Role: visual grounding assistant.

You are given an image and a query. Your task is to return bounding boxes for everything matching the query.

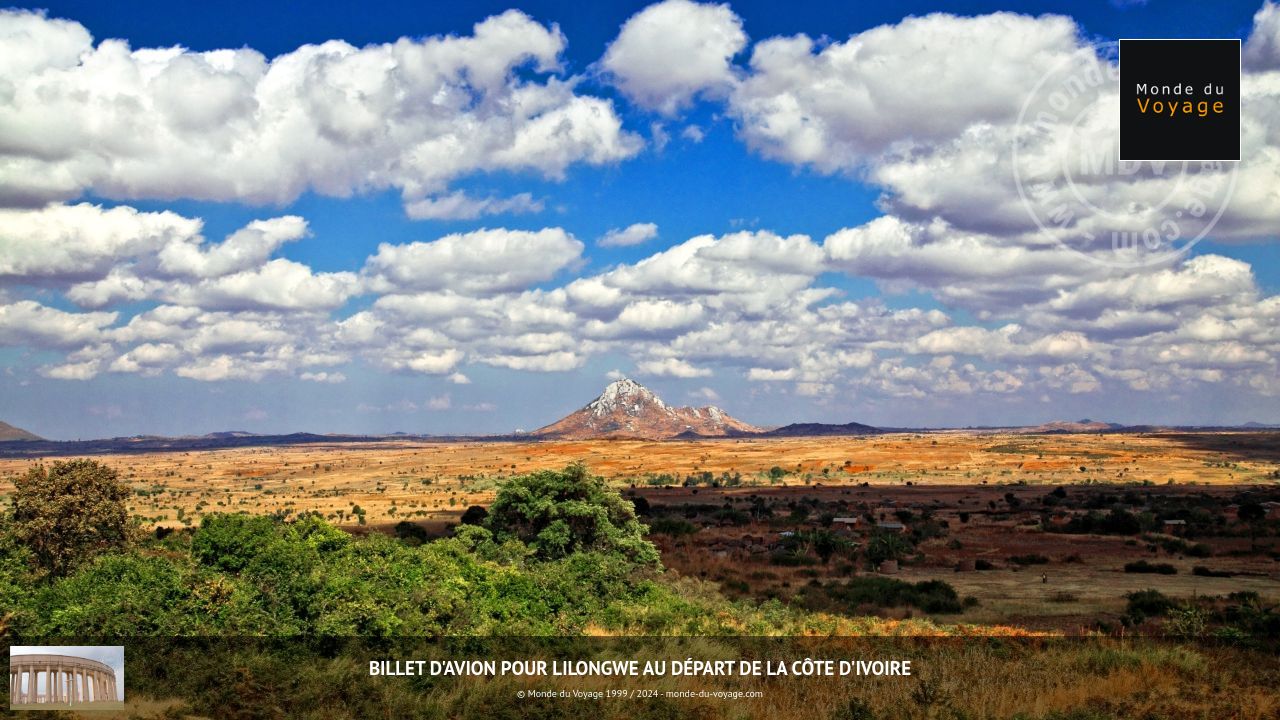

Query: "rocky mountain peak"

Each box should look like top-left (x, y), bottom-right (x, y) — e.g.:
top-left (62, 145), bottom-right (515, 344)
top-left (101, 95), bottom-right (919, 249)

top-left (533, 379), bottom-right (759, 439)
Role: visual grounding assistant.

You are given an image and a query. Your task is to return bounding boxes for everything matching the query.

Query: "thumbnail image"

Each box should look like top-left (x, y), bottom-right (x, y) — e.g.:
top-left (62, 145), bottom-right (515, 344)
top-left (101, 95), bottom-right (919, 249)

top-left (9, 646), bottom-right (123, 710)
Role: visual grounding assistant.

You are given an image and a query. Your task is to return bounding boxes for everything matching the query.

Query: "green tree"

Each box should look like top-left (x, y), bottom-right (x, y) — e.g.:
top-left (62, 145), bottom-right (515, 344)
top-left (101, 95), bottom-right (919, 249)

top-left (865, 532), bottom-right (914, 566)
top-left (11, 459), bottom-right (134, 577)
top-left (460, 505), bottom-right (489, 525)
top-left (485, 463), bottom-right (659, 565)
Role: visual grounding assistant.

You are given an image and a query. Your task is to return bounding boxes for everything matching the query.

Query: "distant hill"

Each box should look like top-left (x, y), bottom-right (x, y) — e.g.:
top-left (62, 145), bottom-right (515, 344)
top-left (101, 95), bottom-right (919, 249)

top-left (762, 421), bottom-right (882, 437)
top-left (0, 421), bottom-right (42, 442)
top-left (532, 378), bottom-right (761, 440)
top-left (1016, 419), bottom-right (1122, 434)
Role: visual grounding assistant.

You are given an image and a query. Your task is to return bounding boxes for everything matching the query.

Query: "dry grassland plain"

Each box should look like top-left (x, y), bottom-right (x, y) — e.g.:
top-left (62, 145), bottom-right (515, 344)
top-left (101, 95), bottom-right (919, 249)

top-left (0, 432), bottom-right (1272, 528)
top-left (1, 431), bottom-right (1275, 633)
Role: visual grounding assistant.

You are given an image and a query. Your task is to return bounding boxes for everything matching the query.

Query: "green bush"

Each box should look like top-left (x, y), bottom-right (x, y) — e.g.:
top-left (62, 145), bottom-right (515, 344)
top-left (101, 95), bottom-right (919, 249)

top-left (1124, 560), bottom-right (1177, 575)
top-left (864, 532), bottom-right (914, 565)
top-left (11, 459), bottom-right (135, 577)
top-left (647, 517), bottom-right (700, 536)
top-left (829, 576), bottom-right (965, 613)
top-left (191, 513), bottom-right (281, 571)
top-left (485, 463), bottom-right (658, 565)
top-left (1126, 589), bottom-right (1174, 618)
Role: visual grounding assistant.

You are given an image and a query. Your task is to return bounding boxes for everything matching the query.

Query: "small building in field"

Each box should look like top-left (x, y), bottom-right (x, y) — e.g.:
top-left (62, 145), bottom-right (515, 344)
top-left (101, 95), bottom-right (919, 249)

top-left (875, 521), bottom-right (906, 533)
top-left (1162, 519), bottom-right (1187, 535)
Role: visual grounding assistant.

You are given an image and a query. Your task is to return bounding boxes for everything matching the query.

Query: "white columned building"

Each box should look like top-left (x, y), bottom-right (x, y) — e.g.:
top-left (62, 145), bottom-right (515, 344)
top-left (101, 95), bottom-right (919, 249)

top-left (9, 654), bottom-right (117, 706)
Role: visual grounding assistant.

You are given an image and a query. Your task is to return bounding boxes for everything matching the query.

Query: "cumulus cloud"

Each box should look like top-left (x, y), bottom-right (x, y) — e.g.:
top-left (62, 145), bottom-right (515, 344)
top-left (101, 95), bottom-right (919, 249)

top-left (0, 203), bottom-right (201, 282)
top-left (0, 9), bottom-right (640, 211)
top-left (403, 192), bottom-right (543, 221)
top-left (3, 4), bottom-right (1279, 413)
top-left (601, 0), bottom-right (746, 114)
top-left (597, 222), bottom-right (659, 247)
top-left (635, 357), bottom-right (712, 377)
top-left (728, 12), bottom-right (1081, 167)
top-left (0, 300), bottom-right (116, 348)
top-left (719, 8), bottom-right (1280, 249)
top-left (1245, 2), bottom-right (1280, 70)
top-left (363, 228), bottom-right (583, 295)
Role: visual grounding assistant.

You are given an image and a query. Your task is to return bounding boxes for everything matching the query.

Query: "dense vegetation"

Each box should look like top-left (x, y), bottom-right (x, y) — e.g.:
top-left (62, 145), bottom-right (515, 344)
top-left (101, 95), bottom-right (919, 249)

top-left (0, 460), bottom-right (964, 639)
top-left (2, 459), bottom-right (1279, 719)
top-left (1, 462), bottom-right (667, 637)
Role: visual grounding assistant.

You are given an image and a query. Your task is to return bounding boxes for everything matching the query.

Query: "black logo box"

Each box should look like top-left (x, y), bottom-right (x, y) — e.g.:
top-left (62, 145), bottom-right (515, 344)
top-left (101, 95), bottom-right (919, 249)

top-left (1119, 39), bottom-right (1240, 161)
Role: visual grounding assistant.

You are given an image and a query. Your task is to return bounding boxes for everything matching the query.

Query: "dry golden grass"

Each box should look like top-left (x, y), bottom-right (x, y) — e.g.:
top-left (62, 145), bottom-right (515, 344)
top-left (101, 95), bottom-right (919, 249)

top-left (0, 432), bottom-right (1272, 530)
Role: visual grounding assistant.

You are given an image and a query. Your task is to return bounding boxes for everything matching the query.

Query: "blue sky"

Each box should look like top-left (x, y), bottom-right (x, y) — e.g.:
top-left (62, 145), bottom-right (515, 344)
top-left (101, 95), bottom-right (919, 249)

top-left (1, 0), bottom-right (1278, 438)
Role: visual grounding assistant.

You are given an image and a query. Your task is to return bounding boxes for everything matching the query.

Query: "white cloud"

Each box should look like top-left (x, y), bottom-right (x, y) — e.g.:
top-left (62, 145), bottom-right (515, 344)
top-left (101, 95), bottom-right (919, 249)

top-left (635, 357), bottom-right (712, 377)
top-left (300, 371), bottom-right (346, 383)
top-left (0, 203), bottom-right (201, 281)
top-left (162, 259), bottom-right (360, 311)
top-left (482, 351), bottom-right (582, 372)
top-left (403, 192), bottom-right (543, 220)
top-left (0, 300), bottom-right (116, 348)
top-left (427, 394), bottom-right (452, 410)
top-left (1038, 364), bottom-right (1101, 394)
top-left (363, 228), bottom-right (583, 295)
top-left (0, 9), bottom-right (641, 211)
top-left (383, 348), bottom-right (465, 375)
top-left (723, 9), bottom-right (1280, 255)
top-left (38, 360), bottom-right (102, 380)
top-left (597, 222), bottom-right (659, 247)
top-left (601, 0), bottom-right (746, 115)
top-left (156, 216), bottom-right (308, 278)
top-left (728, 12), bottom-right (1081, 168)
top-left (747, 367), bottom-right (796, 381)
top-left (1245, 2), bottom-right (1280, 70)
top-left (689, 386), bottom-right (720, 402)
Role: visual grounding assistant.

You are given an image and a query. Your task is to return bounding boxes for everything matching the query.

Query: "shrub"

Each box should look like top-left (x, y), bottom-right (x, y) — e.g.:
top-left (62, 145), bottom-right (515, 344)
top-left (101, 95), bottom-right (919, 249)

top-left (394, 520), bottom-right (430, 544)
top-left (1126, 589), bottom-right (1174, 618)
top-left (191, 514), bottom-right (280, 572)
top-left (629, 496), bottom-right (651, 516)
top-left (1124, 560), bottom-right (1177, 575)
top-left (830, 576), bottom-right (965, 613)
top-left (865, 532), bottom-right (914, 565)
top-left (770, 551), bottom-right (818, 567)
top-left (1008, 554), bottom-right (1049, 565)
top-left (647, 517), bottom-right (699, 536)
top-left (1191, 565), bottom-right (1232, 578)
top-left (1187, 543), bottom-right (1212, 558)
top-left (460, 505), bottom-right (489, 525)
top-left (485, 463), bottom-right (658, 565)
top-left (831, 698), bottom-right (878, 720)
top-left (11, 459), bottom-right (135, 577)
